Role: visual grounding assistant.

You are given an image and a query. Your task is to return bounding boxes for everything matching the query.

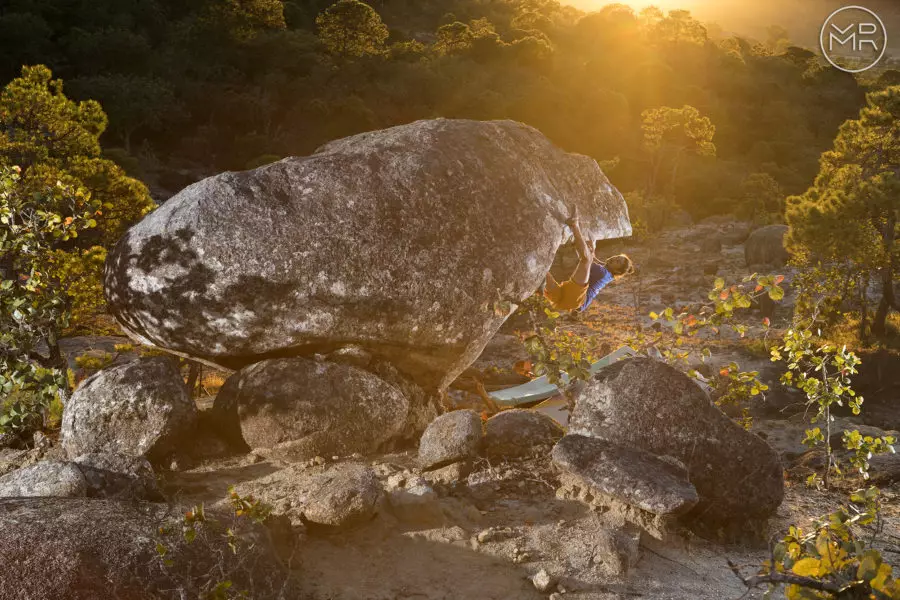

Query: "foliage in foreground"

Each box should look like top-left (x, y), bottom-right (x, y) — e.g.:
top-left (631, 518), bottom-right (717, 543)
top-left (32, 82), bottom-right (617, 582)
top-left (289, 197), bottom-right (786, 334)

top-left (0, 165), bottom-right (98, 433)
top-left (155, 487), bottom-right (275, 600)
top-left (733, 488), bottom-right (900, 599)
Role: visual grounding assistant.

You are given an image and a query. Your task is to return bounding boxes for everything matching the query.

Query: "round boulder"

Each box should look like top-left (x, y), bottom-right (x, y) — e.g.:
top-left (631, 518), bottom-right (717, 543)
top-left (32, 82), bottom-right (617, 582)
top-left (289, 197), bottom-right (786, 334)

top-left (0, 461), bottom-right (87, 498)
top-left (212, 358), bottom-right (411, 460)
top-left (744, 224), bottom-right (789, 267)
top-left (568, 358), bottom-right (784, 527)
top-left (419, 410), bottom-right (483, 470)
top-left (61, 357), bottom-right (198, 464)
top-left (484, 409), bottom-right (564, 459)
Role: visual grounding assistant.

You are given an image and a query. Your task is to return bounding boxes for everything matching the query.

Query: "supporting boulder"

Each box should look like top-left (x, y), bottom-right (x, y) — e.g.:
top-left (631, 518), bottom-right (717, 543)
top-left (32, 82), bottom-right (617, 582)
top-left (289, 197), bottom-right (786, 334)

top-left (105, 118), bottom-right (631, 391)
top-left (212, 357), bottom-right (415, 460)
top-left (61, 357), bottom-right (198, 464)
top-left (568, 358), bottom-right (784, 527)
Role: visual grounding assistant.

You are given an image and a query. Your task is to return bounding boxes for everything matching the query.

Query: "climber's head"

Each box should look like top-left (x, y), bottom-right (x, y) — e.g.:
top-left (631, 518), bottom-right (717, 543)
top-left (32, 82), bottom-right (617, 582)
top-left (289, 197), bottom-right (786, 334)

top-left (604, 254), bottom-right (634, 279)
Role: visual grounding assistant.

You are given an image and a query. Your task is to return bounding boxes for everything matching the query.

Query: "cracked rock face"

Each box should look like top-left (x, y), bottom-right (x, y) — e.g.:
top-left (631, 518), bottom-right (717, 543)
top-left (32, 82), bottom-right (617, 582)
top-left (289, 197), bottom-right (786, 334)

top-left (568, 358), bottom-right (784, 527)
top-left (551, 434), bottom-right (698, 516)
top-left (105, 119), bottom-right (631, 390)
top-left (61, 357), bottom-right (198, 464)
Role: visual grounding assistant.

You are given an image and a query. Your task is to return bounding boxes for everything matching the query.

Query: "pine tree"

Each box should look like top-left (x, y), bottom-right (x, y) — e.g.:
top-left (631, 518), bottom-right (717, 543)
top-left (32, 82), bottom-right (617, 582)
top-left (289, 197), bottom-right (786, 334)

top-left (787, 86), bottom-right (900, 336)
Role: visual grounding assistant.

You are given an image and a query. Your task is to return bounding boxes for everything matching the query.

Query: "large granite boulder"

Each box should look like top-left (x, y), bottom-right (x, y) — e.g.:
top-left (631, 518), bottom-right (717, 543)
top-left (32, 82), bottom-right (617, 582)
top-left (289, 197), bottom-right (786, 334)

top-left (0, 498), bottom-right (295, 600)
top-left (212, 357), bottom-right (413, 459)
top-left (105, 119), bottom-right (631, 391)
top-left (745, 224), bottom-right (789, 267)
top-left (61, 357), bottom-right (198, 464)
top-left (568, 358), bottom-right (784, 526)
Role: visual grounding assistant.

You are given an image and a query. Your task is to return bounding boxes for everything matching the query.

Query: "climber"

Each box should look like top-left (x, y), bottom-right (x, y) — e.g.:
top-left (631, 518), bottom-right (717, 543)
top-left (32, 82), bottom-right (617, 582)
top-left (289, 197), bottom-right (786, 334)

top-left (544, 206), bottom-right (634, 312)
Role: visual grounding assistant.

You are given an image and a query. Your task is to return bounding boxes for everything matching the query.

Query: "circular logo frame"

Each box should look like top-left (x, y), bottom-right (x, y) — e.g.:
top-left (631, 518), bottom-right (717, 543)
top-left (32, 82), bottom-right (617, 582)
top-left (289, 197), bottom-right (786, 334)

top-left (820, 5), bottom-right (888, 74)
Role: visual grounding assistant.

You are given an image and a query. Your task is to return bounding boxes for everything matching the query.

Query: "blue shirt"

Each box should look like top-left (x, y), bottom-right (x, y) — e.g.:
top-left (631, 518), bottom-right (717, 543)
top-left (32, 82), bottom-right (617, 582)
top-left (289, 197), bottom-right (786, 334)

top-left (579, 264), bottom-right (614, 312)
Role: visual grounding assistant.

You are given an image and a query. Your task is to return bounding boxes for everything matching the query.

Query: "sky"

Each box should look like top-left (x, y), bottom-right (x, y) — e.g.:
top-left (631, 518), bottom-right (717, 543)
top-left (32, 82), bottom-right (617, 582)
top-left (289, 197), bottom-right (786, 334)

top-left (564, 0), bottom-right (900, 53)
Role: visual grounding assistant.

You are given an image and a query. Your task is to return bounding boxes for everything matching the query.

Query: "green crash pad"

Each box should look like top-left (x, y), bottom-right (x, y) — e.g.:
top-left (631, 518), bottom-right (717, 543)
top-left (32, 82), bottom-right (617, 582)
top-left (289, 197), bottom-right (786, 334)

top-left (488, 346), bottom-right (638, 408)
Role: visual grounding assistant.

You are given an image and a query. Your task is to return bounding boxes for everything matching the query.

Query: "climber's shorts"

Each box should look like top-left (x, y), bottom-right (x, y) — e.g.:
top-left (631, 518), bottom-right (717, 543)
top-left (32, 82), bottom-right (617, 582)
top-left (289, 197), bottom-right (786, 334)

top-left (544, 279), bottom-right (588, 311)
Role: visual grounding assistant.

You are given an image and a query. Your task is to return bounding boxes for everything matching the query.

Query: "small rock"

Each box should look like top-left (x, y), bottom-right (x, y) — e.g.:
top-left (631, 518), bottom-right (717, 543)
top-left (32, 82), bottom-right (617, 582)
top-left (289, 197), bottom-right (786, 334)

top-left (386, 475), bottom-right (443, 525)
top-left (477, 528), bottom-right (495, 544)
top-left (32, 431), bottom-right (50, 452)
top-left (868, 453), bottom-right (900, 485)
top-left (302, 463), bottom-right (382, 528)
top-left (0, 461), bottom-right (87, 498)
top-left (211, 358), bottom-right (414, 462)
top-left (484, 409), bottom-right (564, 459)
top-left (532, 569), bottom-right (555, 593)
top-left (419, 410), bottom-right (483, 470)
top-left (423, 461), bottom-right (473, 486)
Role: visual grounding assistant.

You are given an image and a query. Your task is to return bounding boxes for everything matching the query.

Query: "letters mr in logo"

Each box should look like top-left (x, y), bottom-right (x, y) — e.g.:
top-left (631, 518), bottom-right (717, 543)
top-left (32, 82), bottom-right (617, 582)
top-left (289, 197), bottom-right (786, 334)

top-left (829, 21), bottom-right (880, 53)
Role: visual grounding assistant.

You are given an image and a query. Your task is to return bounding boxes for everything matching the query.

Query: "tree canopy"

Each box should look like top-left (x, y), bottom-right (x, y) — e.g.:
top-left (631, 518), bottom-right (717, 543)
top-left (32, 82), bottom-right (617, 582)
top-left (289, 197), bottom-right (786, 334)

top-left (0, 0), bottom-right (875, 221)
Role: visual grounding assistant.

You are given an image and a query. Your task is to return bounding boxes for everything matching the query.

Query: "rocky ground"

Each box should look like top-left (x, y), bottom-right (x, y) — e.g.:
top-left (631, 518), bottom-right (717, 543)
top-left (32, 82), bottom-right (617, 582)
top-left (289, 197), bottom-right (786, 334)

top-left (2, 216), bottom-right (898, 600)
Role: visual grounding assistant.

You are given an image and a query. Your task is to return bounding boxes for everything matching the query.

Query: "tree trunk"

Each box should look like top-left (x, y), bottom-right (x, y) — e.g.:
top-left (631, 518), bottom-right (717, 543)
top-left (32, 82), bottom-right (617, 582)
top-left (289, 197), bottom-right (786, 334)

top-left (872, 214), bottom-right (897, 337)
top-left (858, 273), bottom-right (868, 345)
top-left (185, 361), bottom-right (201, 398)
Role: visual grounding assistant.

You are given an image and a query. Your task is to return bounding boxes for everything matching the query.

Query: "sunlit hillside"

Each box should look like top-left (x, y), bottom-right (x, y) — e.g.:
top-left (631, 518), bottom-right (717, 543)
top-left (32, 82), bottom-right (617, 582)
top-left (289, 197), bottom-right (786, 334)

top-left (566, 0), bottom-right (900, 50)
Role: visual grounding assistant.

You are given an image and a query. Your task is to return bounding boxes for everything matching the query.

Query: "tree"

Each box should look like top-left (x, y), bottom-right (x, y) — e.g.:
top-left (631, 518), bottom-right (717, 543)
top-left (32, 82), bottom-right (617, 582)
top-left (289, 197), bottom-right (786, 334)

top-left (652, 9), bottom-right (707, 46)
top-left (642, 105), bottom-right (716, 200)
top-left (0, 65), bottom-right (154, 247)
top-left (787, 86), bottom-right (900, 337)
top-left (0, 166), bottom-right (98, 433)
top-left (434, 21), bottom-right (475, 55)
top-left (740, 172), bottom-right (784, 223)
top-left (316, 0), bottom-right (388, 58)
top-left (203, 0), bottom-right (287, 41)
